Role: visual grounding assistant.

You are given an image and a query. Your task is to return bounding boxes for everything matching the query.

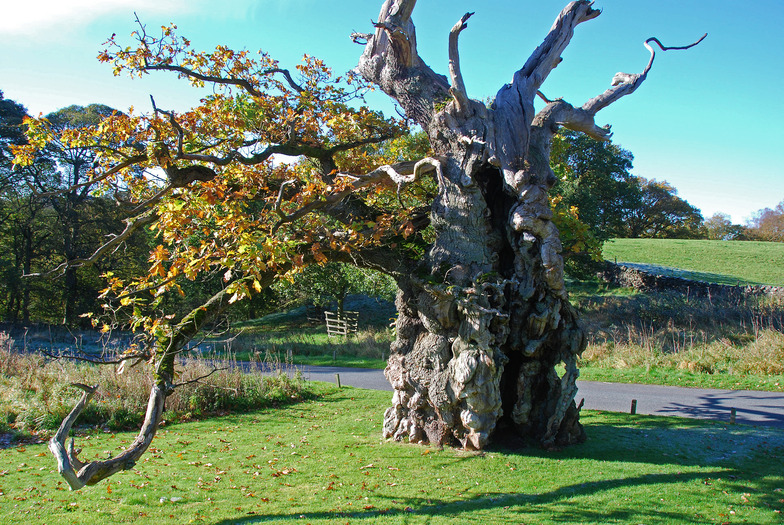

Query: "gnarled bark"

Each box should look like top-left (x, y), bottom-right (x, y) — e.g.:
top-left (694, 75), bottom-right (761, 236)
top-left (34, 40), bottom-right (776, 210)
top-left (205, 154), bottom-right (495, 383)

top-left (359, 0), bottom-right (702, 449)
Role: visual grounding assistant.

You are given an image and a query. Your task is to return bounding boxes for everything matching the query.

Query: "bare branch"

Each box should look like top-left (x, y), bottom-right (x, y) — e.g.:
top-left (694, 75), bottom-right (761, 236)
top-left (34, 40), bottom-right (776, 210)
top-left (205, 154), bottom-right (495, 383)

top-left (172, 366), bottom-right (230, 389)
top-left (42, 350), bottom-right (151, 366)
top-left (448, 12), bottom-right (474, 114)
top-left (514, 1), bottom-right (600, 96)
top-left (25, 210), bottom-right (157, 278)
top-left (274, 179), bottom-right (297, 219)
top-left (272, 158), bottom-right (441, 232)
top-left (50, 383), bottom-right (167, 490)
top-left (351, 32), bottom-right (372, 45)
top-left (582, 33), bottom-right (707, 115)
top-left (536, 90), bottom-right (557, 104)
top-left (356, 0), bottom-right (451, 126)
top-left (536, 99), bottom-right (613, 142)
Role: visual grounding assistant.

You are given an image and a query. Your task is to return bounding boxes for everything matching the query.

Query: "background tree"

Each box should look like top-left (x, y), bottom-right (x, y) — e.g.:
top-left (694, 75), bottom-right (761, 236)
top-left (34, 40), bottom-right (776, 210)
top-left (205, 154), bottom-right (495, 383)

top-left (276, 262), bottom-right (395, 316)
top-left (14, 1), bottom-right (704, 488)
top-left (748, 201), bottom-right (784, 242)
top-left (703, 212), bottom-right (749, 241)
top-left (38, 105), bottom-right (121, 325)
top-left (623, 178), bottom-right (703, 238)
top-left (550, 129), bottom-right (703, 243)
top-left (0, 92), bottom-right (61, 323)
top-left (1, 100), bottom-right (151, 325)
top-left (550, 129), bottom-right (638, 241)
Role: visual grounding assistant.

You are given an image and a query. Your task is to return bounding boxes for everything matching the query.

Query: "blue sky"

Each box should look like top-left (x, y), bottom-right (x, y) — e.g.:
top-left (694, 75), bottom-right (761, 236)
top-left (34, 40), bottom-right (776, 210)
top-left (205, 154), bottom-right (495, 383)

top-left (2, 0), bottom-right (782, 224)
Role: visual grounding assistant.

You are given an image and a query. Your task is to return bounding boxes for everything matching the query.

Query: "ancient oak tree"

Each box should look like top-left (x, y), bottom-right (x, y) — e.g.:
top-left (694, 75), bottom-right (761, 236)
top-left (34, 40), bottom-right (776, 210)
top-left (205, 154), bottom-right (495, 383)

top-left (13, 1), bottom-right (703, 488)
top-left (354, 0), bottom-right (703, 450)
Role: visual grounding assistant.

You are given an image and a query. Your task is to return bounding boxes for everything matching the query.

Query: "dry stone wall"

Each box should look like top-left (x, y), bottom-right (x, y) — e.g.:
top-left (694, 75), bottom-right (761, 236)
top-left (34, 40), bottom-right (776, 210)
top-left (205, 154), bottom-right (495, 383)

top-left (598, 262), bottom-right (784, 299)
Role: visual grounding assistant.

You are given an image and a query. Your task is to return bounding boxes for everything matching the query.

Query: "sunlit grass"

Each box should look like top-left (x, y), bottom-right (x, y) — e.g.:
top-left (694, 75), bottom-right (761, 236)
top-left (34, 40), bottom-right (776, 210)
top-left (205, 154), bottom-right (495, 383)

top-left (1, 387), bottom-right (782, 524)
top-left (603, 238), bottom-right (784, 286)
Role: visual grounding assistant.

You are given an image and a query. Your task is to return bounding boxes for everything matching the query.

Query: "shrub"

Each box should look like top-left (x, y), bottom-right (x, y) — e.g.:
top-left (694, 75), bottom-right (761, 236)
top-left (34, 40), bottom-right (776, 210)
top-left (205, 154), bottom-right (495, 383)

top-left (0, 333), bottom-right (312, 445)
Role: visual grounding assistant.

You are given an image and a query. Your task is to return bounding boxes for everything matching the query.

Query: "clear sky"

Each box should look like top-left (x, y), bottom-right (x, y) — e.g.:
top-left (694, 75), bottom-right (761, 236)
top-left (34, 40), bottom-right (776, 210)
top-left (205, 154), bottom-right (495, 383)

top-left (2, 0), bottom-right (782, 224)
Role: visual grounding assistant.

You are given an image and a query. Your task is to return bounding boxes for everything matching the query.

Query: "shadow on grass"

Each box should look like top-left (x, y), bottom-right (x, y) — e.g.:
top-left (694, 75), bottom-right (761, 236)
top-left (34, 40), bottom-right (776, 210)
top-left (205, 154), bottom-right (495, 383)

top-left (212, 469), bottom-right (744, 524)
top-left (656, 390), bottom-right (784, 428)
top-left (212, 409), bottom-right (784, 524)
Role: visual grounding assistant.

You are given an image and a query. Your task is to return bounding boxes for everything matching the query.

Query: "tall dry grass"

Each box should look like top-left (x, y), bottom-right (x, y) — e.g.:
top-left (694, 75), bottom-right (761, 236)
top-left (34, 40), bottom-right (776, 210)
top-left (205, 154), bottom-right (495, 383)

top-left (578, 290), bottom-right (784, 376)
top-left (0, 333), bottom-right (310, 441)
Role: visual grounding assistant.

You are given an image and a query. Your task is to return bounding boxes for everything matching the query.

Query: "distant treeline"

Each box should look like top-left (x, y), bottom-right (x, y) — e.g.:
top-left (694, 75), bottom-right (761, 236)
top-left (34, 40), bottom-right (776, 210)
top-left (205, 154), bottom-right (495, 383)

top-left (1, 92), bottom-right (781, 326)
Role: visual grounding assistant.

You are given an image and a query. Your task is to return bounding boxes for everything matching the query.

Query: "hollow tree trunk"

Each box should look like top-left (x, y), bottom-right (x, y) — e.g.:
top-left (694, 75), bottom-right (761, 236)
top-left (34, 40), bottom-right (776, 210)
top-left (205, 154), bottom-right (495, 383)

top-left (358, 0), bottom-right (607, 449)
top-left (383, 138), bottom-right (586, 450)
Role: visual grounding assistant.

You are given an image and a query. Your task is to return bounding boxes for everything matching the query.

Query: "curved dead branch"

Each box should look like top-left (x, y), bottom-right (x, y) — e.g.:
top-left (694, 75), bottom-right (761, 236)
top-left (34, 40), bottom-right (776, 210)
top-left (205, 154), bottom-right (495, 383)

top-left (532, 32), bottom-right (706, 143)
top-left (272, 157), bottom-right (441, 232)
top-left (49, 383), bottom-right (166, 490)
top-left (582, 33), bottom-right (707, 115)
top-left (448, 12), bottom-right (474, 114)
top-left (49, 276), bottom-right (262, 489)
top-left (538, 99), bottom-right (613, 142)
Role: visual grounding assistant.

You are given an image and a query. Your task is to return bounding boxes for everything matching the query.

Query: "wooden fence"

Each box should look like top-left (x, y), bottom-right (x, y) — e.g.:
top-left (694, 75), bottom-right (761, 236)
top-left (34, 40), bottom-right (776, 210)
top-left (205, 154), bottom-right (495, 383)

top-left (324, 310), bottom-right (359, 337)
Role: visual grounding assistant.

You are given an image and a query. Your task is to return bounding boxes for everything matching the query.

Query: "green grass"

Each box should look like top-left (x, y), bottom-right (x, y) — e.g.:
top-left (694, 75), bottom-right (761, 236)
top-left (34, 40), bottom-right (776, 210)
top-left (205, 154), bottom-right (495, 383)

top-left (1, 386), bottom-right (782, 524)
top-left (578, 366), bottom-right (784, 392)
top-left (199, 299), bottom-right (394, 368)
top-left (193, 284), bottom-right (784, 393)
top-left (603, 238), bottom-right (784, 286)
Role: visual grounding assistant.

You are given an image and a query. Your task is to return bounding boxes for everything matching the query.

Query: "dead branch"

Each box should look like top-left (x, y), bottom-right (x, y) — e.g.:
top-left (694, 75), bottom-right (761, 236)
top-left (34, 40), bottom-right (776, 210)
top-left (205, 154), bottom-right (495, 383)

top-left (533, 32), bottom-right (705, 142)
top-left (172, 366), bottom-right (231, 389)
top-left (274, 180), bottom-right (297, 219)
top-left (515, 1), bottom-right (600, 96)
top-left (356, 0), bottom-right (452, 126)
top-left (42, 349), bottom-right (151, 366)
top-left (48, 277), bottom-right (265, 489)
top-left (272, 158), bottom-right (441, 232)
top-left (448, 12), bottom-right (474, 114)
top-left (582, 33), bottom-right (707, 115)
top-left (49, 383), bottom-right (167, 490)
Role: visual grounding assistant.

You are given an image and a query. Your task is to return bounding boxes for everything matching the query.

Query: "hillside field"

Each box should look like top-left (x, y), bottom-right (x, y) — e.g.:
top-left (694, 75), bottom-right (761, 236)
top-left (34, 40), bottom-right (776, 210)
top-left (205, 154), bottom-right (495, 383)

top-left (602, 238), bottom-right (784, 286)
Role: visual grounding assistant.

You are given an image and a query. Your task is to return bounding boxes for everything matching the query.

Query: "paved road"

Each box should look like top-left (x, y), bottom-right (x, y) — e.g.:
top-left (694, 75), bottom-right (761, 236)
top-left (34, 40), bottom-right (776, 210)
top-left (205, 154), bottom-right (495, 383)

top-left (285, 365), bottom-right (784, 429)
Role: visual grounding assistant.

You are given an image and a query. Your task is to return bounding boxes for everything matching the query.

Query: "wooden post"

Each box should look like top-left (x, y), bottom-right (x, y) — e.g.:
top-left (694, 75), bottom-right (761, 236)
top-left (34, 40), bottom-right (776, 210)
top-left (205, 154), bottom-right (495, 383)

top-left (335, 373), bottom-right (341, 388)
top-left (730, 407), bottom-right (736, 424)
top-left (630, 399), bottom-right (637, 415)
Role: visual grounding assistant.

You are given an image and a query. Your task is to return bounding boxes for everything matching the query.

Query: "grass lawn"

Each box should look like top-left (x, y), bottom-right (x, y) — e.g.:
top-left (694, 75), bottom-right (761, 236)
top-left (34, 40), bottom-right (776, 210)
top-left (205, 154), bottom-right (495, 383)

top-left (1, 385), bottom-right (782, 524)
top-left (577, 366), bottom-right (784, 392)
top-left (602, 238), bottom-right (784, 286)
